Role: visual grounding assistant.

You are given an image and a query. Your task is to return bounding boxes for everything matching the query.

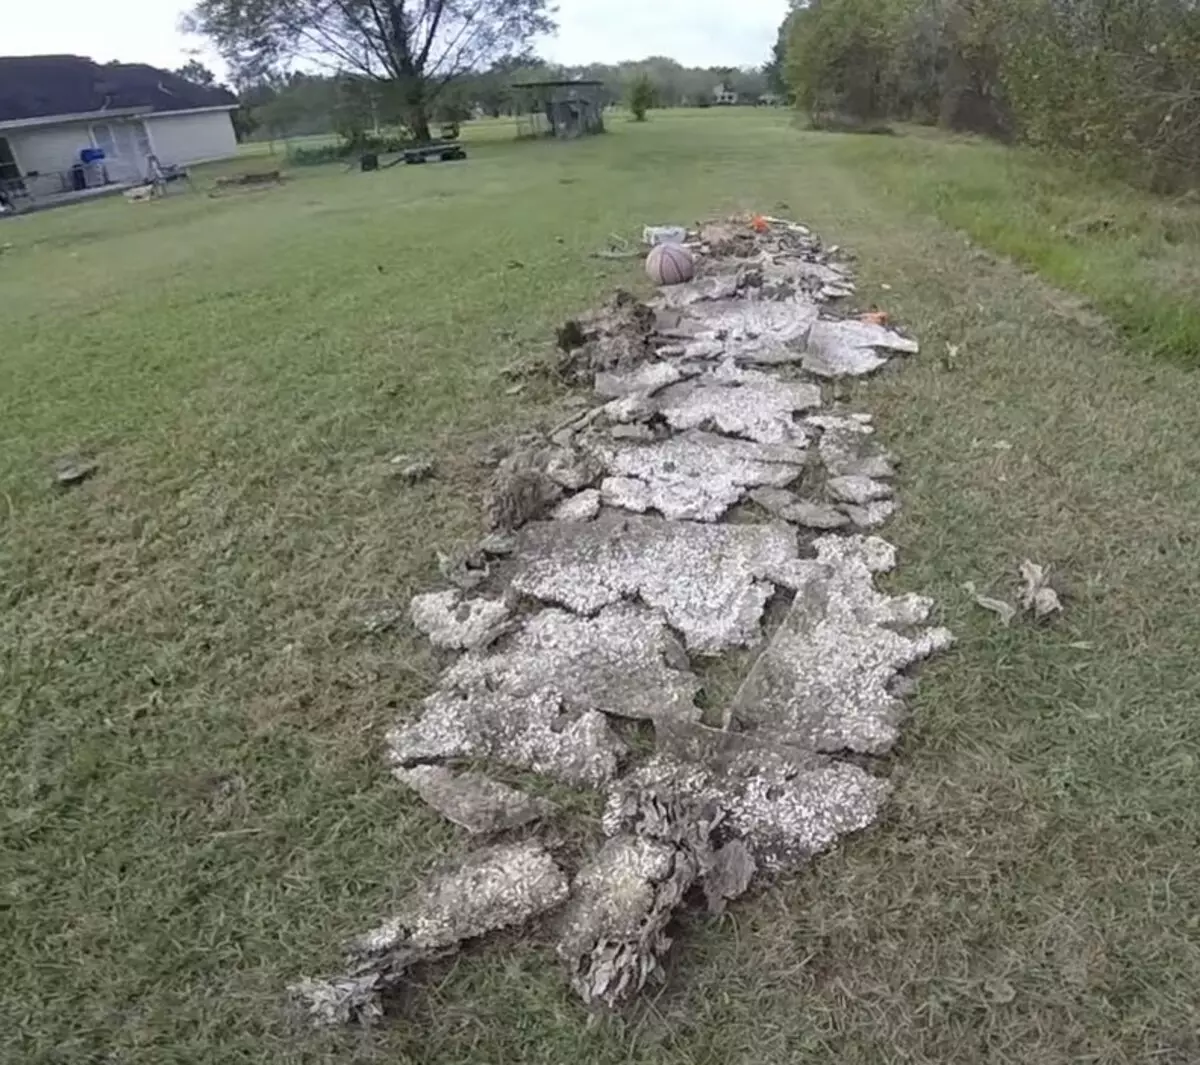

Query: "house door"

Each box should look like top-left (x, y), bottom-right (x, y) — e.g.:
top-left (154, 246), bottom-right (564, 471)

top-left (91, 121), bottom-right (151, 182)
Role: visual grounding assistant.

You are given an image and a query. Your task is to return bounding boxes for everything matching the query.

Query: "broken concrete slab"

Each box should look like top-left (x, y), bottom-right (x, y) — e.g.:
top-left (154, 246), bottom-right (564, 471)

top-left (605, 750), bottom-right (889, 873)
top-left (556, 835), bottom-right (687, 1007)
top-left (290, 841), bottom-right (569, 1026)
top-left (801, 319), bottom-right (920, 379)
top-left (827, 474), bottom-right (894, 505)
top-left (731, 536), bottom-right (953, 755)
top-left (387, 687), bottom-right (625, 787)
top-left (553, 489), bottom-right (602, 522)
top-left (590, 430), bottom-right (806, 522)
top-left (409, 589), bottom-right (512, 651)
top-left (655, 273), bottom-right (741, 308)
top-left (545, 448), bottom-right (602, 491)
top-left (511, 512), bottom-right (798, 653)
top-left (392, 765), bottom-right (556, 835)
top-left (654, 370), bottom-right (820, 445)
top-left (841, 500), bottom-right (898, 529)
top-left (750, 487), bottom-right (850, 530)
top-left (686, 298), bottom-right (820, 348)
top-left (443, 604), bottom-right (702, 724)
top-left (594, 361), bottom-right (684, 399)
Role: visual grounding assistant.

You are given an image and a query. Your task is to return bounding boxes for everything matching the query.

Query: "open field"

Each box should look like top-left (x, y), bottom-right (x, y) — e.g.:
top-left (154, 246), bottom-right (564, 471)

top-left (3, 109), bottom-right (1200, 1064)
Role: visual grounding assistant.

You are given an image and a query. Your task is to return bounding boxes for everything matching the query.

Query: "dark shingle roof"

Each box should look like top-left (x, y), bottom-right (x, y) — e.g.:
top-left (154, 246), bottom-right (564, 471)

top-left (0, 55), bottom-right (236, 123)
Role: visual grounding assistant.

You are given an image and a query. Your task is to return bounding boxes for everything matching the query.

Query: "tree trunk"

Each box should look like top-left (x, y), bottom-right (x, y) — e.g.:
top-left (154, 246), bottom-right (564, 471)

top-left (409, 102), bottom-right (432, 143)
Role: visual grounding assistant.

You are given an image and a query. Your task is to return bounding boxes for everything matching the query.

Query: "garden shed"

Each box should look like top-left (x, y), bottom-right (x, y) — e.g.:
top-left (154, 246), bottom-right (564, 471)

top-left (512, 80), bottom-right (606, 140)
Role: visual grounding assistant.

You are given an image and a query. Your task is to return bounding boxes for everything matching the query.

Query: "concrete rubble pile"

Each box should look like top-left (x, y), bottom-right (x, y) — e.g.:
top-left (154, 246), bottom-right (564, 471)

top-left (291, 216), bottom-right (952, 1023)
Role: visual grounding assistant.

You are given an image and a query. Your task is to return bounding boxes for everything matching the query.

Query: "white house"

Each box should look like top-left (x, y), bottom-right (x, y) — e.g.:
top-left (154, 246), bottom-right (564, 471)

top-left (0, 55), bottom-right (239, 205)
top-left (712, 84), bottom-right (739, 106)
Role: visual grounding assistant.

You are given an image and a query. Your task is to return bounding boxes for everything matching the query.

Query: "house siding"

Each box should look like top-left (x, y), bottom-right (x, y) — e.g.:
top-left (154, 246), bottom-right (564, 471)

top-left (143, 111), bottom-right (236, 166)
top-left (8, 121), bottom-right (93, 181)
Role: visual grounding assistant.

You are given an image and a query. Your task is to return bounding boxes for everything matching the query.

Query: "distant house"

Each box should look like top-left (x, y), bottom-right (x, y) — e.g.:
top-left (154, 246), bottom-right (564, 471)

top-left (712, 84), bottom-right (739, 106)
top-left (757, 93), bottom-right (784, 107)
top-left (0, 55), bottom-right (238, 205)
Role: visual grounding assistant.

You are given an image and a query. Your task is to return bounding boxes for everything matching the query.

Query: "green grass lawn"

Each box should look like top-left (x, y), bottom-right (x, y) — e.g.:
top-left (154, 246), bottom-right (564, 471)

top-left (3, 109), bottom-right (1200, 1064)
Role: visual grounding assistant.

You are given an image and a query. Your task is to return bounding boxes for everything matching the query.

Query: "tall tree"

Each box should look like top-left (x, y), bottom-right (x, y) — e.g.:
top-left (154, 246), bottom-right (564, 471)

top-left (186, 0), bottom-right (555, 141)
top-left (174, 58), bottom-right (217, 86)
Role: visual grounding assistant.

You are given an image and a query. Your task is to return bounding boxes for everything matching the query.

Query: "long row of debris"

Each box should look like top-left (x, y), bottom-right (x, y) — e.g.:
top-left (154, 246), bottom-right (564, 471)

top-left (291, 216), bottom-right (952, 1026)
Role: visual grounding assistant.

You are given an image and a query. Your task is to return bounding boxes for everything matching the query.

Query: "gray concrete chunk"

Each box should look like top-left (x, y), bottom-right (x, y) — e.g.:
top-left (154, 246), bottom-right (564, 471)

top-left (655, 369), bottom-right (820, 445)
top-left (290, 841), bottom-right (568, 1026)
top-left (750, 487), bottom-right (850, 529)
top-left (827, 474), bottom-right (894, 505)
top-left (387, 687), bottom-right (624, 787)
top-left (604, 751), bottom-right (889, 873)
top-left (511, 513), bottom-right (798, 653)
top-left (443, 604), bottom-right (702, 724)
top-left (553, 489), bottom-right (602, 521)
top-left (590, 430), bottom-right (805, 522)
top-left (410, 589), bottom-right (512, 651)
top-left (731, 536), bottom-right (953, 755)
top-left (392, 765), bottom-right (556, 834)
top-left (594, 361), bottom-right (683, 398)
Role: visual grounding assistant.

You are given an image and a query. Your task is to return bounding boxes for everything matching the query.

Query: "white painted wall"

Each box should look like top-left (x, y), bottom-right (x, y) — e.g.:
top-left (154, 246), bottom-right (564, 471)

top-left (144, 111), bottom-right (237, 166)
top-left (7, 121), bottom-right (93, 181)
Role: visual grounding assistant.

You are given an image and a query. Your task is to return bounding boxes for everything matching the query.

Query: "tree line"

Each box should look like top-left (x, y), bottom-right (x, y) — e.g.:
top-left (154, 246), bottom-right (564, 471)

top-left (780, 0), bottom-right (1200, 189)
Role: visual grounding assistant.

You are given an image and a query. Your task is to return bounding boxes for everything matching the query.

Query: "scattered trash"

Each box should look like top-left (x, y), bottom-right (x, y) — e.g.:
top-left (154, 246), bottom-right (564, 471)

top-left (390, 456), bottom-right (435, 484)
top-left (1019, 559), bottom-right (1063, 619)
top-left (642, 225), bottom-right (688, 246)
top-left (54, 456), bottom-right (98, 488)
top-left (963, 581), bottom-right (1018, 627)
top-left (858, 310), bottom-right (890, 326)
top-left (941, 342), bottom-right (961, 371)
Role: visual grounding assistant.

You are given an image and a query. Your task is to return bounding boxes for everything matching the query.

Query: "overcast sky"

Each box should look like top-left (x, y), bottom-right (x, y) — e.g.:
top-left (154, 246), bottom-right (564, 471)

top-left (5, 0), bottom-right (787, 73)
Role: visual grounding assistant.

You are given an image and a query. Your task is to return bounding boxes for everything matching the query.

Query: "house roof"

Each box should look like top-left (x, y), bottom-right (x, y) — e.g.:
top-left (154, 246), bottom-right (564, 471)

top-left (0, 55), bottom-right (237, 124)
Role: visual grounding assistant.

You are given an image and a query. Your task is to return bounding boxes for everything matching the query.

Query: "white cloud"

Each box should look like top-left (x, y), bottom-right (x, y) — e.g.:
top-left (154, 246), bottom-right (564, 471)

top-left (6, 0), bottom-right (787, 75)
top-left (541, 0), bottom-right (788, 68)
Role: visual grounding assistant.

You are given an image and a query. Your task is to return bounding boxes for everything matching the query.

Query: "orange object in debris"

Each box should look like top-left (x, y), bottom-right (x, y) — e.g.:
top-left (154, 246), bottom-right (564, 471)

top-left (750, 214), bottom-right (769, 234)
top-left (859, 310), bottom-right (890, 326)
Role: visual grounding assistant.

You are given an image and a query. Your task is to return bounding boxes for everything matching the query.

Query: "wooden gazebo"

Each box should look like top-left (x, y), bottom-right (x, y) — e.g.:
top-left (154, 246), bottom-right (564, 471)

top-left (511, 80), bottom-right (606, 140)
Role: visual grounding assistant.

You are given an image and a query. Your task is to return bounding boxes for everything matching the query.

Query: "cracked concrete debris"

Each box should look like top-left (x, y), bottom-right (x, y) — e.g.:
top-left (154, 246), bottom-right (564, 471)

top-left (443, 604), bottom-right (702, 724)
top-left (553, 489), bottom-right (601, 521)
top-left (558, 784), bottom-right (730, 1007)
top-left (594, 361), bottom-right (683, 398)
top-left (802, 319), bottom-right (921, 378)
top-left (592, 430), bottom-right (806, 522)
top-left (291, 841), bottom-right (569, 1026)
top-left (827, 474), bottom-right (894, 505)
top-left (750, 487), bottom-right (850, 529)
top-left (511, 512), bottom-right (798, 653)
top-left (732, 536), bottom-right (953, 755)
top-left (388, 686), bottom-right (624, 787)
top-left (605, 748), bottom-right (889, 873)
top-left (545, 447), bottom-right (602, 491)
top-left (841, 499), bottom-right (898, 529)
top-left (393, 765), bottom-right (556, 834)
top-left (655, 273), bottom-right (742, 308)
top-left (814, 419), bottom-right (896, 482)
top-left (409, 589), bottom-right (512, 651)
top-left (688, 298), bottom-right (820, 349)
top-left (654, 369), bottom-right (820, 445)
top-left (557, 835), bottom-right (686, 1007)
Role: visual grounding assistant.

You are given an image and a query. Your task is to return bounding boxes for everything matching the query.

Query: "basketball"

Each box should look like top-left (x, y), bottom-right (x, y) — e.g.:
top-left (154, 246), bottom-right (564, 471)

top-left (646, 242), bottom-right (695, 286)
